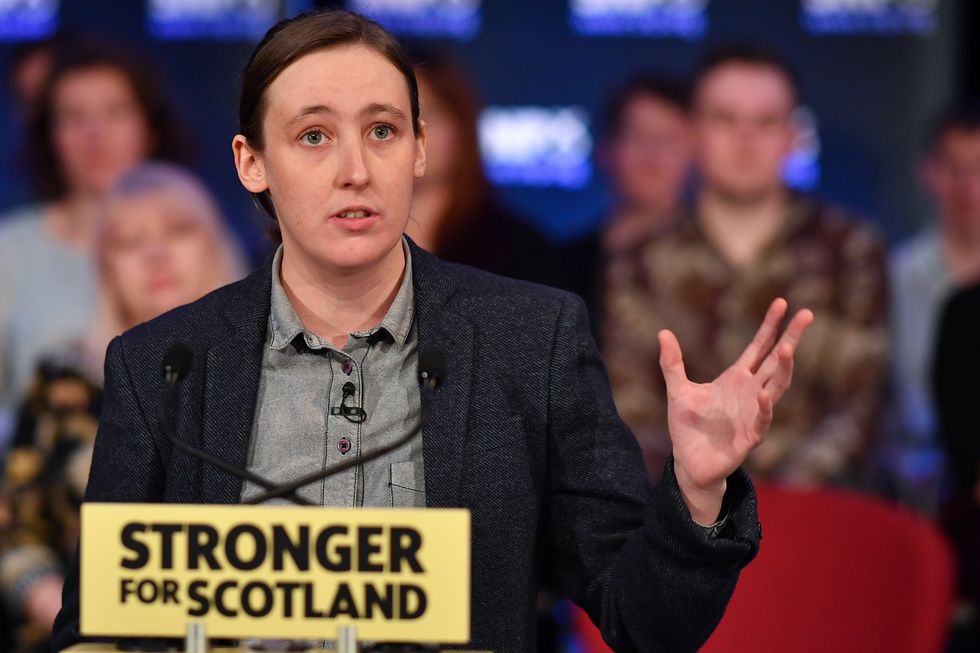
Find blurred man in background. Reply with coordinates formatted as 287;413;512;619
560;73;692;337
603;45;888;486
886;102;980;513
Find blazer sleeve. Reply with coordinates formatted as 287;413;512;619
543;293;761;653
51;335;168;652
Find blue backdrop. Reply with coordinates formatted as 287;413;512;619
0;0;963;260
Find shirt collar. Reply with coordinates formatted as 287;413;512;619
268;237;415;351
686;193;814;257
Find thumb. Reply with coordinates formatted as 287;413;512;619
658;329;688;393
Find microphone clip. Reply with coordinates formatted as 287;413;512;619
330;381;367;423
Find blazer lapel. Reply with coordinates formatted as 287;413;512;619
410;240;474;508
199;263;272;504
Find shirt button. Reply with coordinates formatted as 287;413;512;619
338;438;352;454
342;359;353;375
757;521;763;540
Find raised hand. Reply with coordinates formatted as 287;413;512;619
658;298;813;524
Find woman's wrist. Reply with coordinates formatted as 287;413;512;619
674;461;727;526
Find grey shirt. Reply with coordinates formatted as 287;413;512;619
889;227;955;445
240;239;425;507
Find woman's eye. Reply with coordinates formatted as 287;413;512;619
303;131;324;145
372;125;392;140
168;219;199;239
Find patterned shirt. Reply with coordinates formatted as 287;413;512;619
602;197;889;486
0;364;100;652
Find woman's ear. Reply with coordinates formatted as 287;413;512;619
414;119;428;179
232;134;268;193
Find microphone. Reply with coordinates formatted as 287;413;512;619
159;344;314;505
162;343;193;383
418;348;446;392
242;347;446;505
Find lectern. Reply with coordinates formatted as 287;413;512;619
62;503;485;653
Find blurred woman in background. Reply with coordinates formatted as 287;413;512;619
83;163;246;380
0;40;189;446
406;49;563;286
406;48;567;652
0;162;244;653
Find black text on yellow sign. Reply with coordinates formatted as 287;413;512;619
80;505;470;642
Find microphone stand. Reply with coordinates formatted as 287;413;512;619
160;374;314;506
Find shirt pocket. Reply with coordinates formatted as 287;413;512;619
390;460;426;508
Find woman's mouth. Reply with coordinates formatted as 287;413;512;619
330;207;380;231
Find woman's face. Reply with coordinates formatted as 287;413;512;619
608;94;692;210
51;66;152;197
234;44;426;273
103;192;215;325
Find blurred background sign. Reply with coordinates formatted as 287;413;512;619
146;0;281;40
569;0;709;39
349;0;482;40
801;0;940;35
479;105;594;190
0;0;59;41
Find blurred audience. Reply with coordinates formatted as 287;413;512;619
560;73;692;337
934;281;980;646
0;162;244;653
603;45;889;485
0;21;970;653
0;40;189;451
405;49;562;285
885;101;980;514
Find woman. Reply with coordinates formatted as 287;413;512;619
85;163;246;381
405;49;563;286
0;163;243;653
52;10;810;653
0;40;189;440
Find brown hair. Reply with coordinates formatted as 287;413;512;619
24;39;190;200
604;73;690;139
239;8;421;236
693;43;802;108
409;48;491;255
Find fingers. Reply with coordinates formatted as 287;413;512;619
736;298;788;373
757;308;814;400
658;329;688;394
763;343;794;401
753;388;774;438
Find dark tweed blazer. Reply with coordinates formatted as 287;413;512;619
51;240;760;653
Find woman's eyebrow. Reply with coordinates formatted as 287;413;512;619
287;103;406;124
289;104;333;125
362;102;407;121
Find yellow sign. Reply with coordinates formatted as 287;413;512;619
80;504;470;643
